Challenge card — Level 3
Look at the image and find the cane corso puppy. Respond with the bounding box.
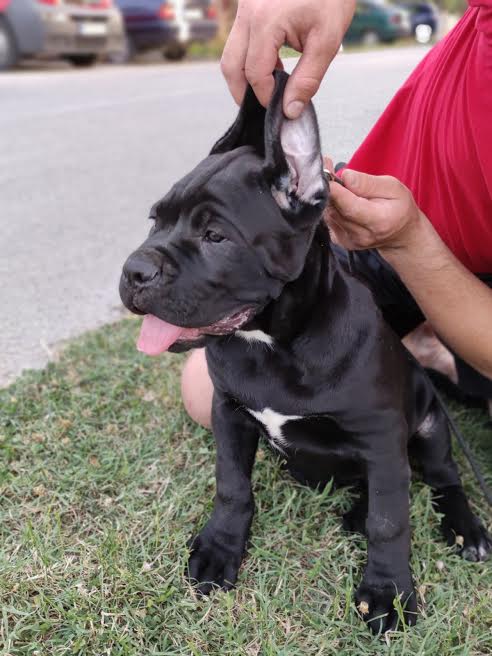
[120,71,491,633]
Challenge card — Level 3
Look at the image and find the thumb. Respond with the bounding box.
[341,169,399,199]
[283,37,332,119]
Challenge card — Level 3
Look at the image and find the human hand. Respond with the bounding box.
[323,157,425,256]
[221,0,356,119]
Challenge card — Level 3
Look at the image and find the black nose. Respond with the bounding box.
[123,252,160,287]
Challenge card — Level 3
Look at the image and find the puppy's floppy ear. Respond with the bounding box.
[264,71,327,213]
[210,85,267,157]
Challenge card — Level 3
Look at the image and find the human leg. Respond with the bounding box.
[181,348,213,429]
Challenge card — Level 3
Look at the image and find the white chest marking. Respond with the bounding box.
[247,407,301,452]
[235,329,274,347]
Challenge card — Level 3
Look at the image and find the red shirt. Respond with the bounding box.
[348,2,492,273]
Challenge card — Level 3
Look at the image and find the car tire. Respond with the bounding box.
[361,30,381,46]
[66,54,98,67]
[163,45,186,61]
[0,17,18,71]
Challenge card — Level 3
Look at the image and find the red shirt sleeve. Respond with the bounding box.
[469,0,492,42]
[347,8,492,273]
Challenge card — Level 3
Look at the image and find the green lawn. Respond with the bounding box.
[1,319,491,655]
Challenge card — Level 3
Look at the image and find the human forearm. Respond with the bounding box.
[380,215,492,380]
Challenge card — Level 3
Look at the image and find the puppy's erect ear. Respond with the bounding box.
[264,72,327,213]
[211,70,327,214]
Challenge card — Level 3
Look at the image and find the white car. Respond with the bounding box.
[0,0,125,70]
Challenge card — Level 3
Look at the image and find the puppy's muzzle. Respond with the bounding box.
[120,248,179,315]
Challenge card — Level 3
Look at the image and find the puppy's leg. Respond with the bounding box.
[411,401,492,562]
[356,441,417,634]
[187,392,259,595]
[342,487,368,535]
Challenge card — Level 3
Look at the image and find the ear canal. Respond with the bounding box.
[210,85,266,156]
[264,71,327,212]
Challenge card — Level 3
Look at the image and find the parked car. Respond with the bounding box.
[0,0,125,70]
[113,0,218,62]
[397,1,439,43]
[344,0,412,45]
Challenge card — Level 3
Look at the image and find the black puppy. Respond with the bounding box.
[120,72,491,633]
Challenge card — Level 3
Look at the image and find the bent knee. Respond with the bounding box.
[181,348,213,429]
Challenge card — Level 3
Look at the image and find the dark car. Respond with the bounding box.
[114,0,217,62]
[0,0,125,71]
[397,2,439,42]
[344,0,411,45]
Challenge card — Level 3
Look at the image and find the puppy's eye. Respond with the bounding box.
[204,230,226,243]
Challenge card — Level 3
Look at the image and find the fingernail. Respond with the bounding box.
[285,100,304,119]
[343,169,358,189]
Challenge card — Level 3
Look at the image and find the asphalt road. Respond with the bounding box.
[0,47,428,386]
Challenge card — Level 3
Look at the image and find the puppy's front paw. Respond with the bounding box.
[453,521,492,562]
[435,486,492,561]
[186,527,246,596]
[355,577,417,634]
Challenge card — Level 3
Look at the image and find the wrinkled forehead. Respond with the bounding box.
[169,146,262,204]
[156,146,286,235]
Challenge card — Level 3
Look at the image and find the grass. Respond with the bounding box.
[1,318,491,655]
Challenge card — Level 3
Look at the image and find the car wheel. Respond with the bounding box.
[361,30,381,46]
[0,18,18,71]
[163,45,186,61]
[66,54,98,67]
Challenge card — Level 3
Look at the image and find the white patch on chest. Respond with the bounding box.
[247,407,301,452]
[235,329,274,347]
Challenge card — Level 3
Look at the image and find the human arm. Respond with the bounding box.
[325,167,492,380]
[220,0,356,119]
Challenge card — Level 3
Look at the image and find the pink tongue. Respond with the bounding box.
[137,314,185,355]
